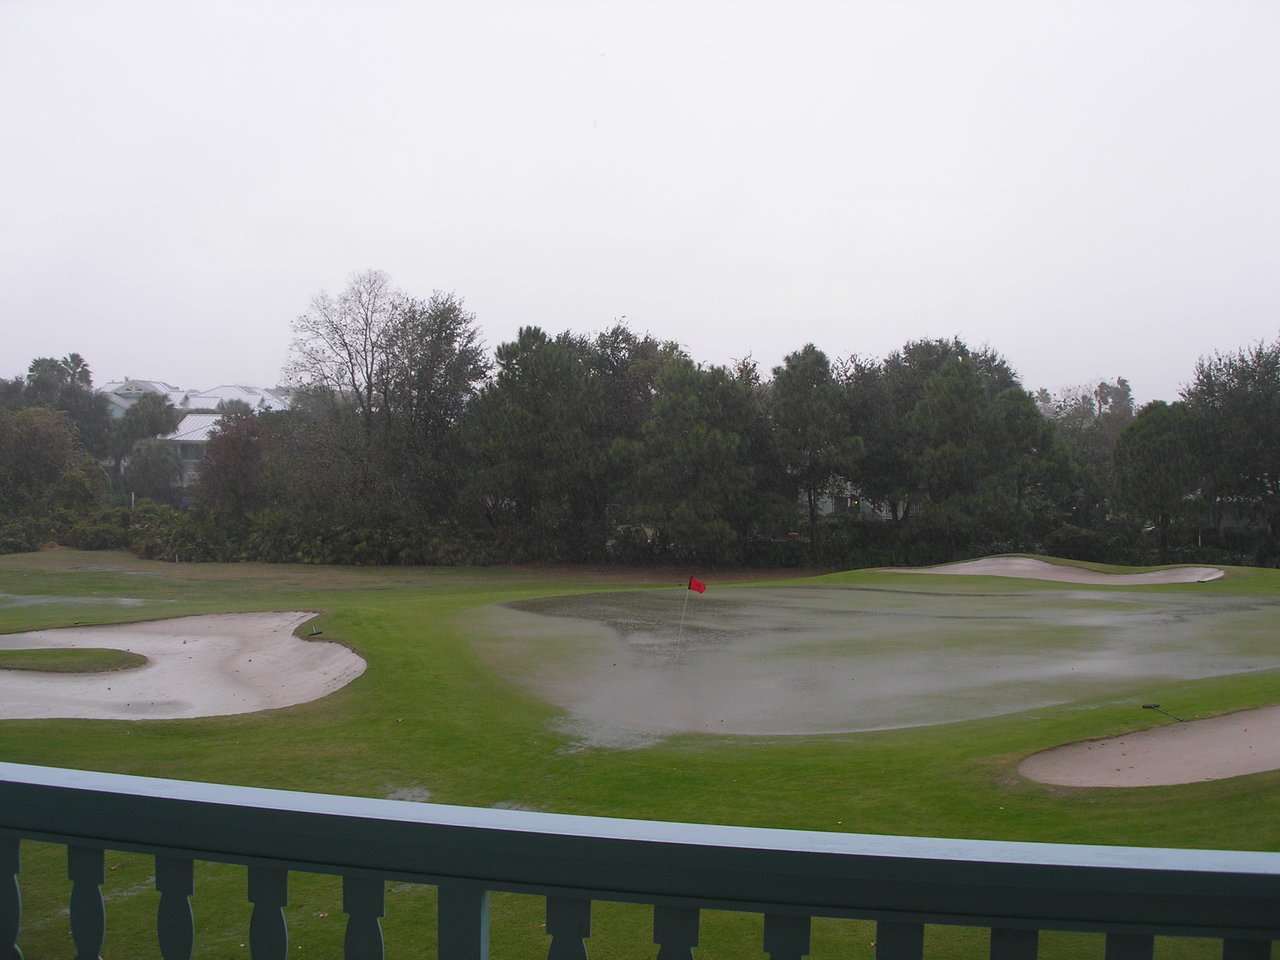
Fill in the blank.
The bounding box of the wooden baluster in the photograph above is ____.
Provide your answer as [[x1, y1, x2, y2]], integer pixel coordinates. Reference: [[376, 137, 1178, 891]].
[[0, 837, 21, 960], [1104, 933, 1153, 960], [342, 876, 384, 960], [763, 913, 810, 960], [989, 927, 1038, 960], [247, 867, 288, 960], [653, 905, 699, 960], [546, 896, 591, 960], [155, 857, 194, 960], [1222, 941, 1272, 960], [67, 846, 105, 960], [874, 921, 923, 960], [437, 882, 489, 960]]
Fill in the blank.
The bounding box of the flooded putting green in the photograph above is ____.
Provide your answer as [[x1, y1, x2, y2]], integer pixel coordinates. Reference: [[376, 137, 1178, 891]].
[[467, 585, 1280, 746]]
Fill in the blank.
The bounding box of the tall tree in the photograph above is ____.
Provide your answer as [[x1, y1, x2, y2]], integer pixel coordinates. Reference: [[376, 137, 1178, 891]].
[[286, 269, 398, 446], [844, 337, 1018, 522], [460, 327, 608, 560], [109, 392, 181, 481], [1114, 401, 1200, 558], [771, 344, 862, 564], [1182, 338, 1280, 540], [989, 385, 1073, 537], [287, 270, 488, 512], [907, 357, 996, 529], [1042, 378, 1134, 526], [0, 407, 106, 519], [375, 290, 489, 512], [19, 354, 111, 456], [121, 439, 185, 507], [623, 359, 785, 564], [194, 412, 273, 523]]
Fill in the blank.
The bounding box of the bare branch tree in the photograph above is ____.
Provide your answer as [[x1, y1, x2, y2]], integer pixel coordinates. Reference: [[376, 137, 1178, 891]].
[[286, 268, 399, 437]]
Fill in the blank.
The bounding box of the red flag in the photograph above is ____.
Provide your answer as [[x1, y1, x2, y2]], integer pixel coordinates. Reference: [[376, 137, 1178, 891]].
[[688, 576, 706, 593]]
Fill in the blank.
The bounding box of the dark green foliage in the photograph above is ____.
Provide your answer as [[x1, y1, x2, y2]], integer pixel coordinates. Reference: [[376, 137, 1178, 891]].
[[10, 323, 1280, 571], [621, 359, 792, 565], [1043, 524, 1115, 562], [1114, 401, 1200, 560], [458, 325, 683, 562], [0, 406, 107, 528], [1182, 337, 1280, 554], [1040, 379, 1135, 526], [193, 412, 272, 522], [771, 345, 863, 564], [121, 439, 185, 507], [20, 354, 111, 456], [66, 509, 131, 551]]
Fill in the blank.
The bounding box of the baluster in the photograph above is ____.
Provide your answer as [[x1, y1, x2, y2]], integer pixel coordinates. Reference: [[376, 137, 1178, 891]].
[[546, 896, 591, 960], [247, 867, 288, 960], [1, 837, 21, 960], [1222, 941, 1272, 960], [990, 927, 1038, 960], [155, 857, 194, 960], [68, 846, 105, 960], [1104, 933, 1153, 960], [763, 913, 810, 960], [653, 905, 699, 960], [874, 920, 923, 960], [437, 882, 489, 960], [342, 876, 384, 960]]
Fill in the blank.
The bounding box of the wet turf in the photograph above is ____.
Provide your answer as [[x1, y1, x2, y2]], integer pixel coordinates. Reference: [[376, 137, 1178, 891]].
[[469, 584, 1280, 743]]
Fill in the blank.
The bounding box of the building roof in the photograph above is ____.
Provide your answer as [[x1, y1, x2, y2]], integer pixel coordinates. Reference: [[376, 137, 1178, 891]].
[[100, 379, 183, 396], [98, 380, 291, 417], [176, 385, 291, 411], [163, 414, 222, 444]]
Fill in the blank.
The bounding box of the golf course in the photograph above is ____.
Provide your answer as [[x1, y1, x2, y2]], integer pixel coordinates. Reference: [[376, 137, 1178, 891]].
[[3, 548, 1279, 959]]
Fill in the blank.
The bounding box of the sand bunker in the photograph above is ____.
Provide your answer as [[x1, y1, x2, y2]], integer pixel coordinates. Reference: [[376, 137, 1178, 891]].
[[888, 556, 1225, 585], [0, 612, 365, 720], [1020, 706, 1280, 787]]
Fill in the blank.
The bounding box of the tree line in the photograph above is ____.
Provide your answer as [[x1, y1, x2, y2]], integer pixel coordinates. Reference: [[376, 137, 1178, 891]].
[[3, 270, 1278, 569]]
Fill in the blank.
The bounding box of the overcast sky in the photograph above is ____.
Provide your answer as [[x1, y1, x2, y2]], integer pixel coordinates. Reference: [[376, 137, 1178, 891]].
[[3, 1, 1277, 405]]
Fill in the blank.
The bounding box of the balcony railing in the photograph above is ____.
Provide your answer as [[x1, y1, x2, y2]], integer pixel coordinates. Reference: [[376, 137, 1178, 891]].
[[2, 760, 1279, 959]]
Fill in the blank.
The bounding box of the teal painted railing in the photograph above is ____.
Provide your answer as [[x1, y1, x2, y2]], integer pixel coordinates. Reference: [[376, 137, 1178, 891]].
[[2, 760, 1279, 959]]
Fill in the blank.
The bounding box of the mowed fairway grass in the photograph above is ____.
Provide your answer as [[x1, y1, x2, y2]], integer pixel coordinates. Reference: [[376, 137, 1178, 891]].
[[3, 549, 1280, 959]]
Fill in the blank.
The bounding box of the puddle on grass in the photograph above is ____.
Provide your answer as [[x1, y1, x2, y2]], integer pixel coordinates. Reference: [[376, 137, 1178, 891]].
[[0, 593, 148, 608], [466, 586, 1280, 746]]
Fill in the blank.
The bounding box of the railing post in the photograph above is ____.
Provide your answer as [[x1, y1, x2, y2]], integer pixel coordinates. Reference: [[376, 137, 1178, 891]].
[[546, 896, 591, 960], [990, 927, 1038, 960], [342, 876, 385, 960], [247, 866, 289, 960], [438, 882, 489, 960], [653, 905, 699, 960], [763, 913, 810, 960], [0, 837, 20, 960], [68, 845, 105, 960], [155, 856, 194, 960], [875, 920, 924, 960]]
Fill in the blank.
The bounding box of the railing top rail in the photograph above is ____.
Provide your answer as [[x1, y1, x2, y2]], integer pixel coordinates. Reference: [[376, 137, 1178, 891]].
[[3, 761, 1279, 937]]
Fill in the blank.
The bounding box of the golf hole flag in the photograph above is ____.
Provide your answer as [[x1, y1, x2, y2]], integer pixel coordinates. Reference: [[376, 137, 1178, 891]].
[[688, 576, 707, 593]]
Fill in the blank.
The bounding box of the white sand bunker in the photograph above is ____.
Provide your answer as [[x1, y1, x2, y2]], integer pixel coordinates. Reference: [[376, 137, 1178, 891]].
[[1020, 706, 1280, 787], [890, 556, 1225, 584], [0, 612, 365, 720]]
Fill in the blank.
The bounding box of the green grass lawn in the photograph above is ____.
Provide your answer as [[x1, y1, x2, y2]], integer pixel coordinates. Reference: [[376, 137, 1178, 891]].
[[3, 549, 1279, 959], [0, 647, 147, 672]]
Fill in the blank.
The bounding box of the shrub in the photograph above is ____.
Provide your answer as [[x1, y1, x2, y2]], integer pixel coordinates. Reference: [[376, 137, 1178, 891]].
[[1043, 524, 1114, 562]]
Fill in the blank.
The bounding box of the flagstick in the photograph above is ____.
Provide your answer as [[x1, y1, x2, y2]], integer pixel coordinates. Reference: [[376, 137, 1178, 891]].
[[678, 586, 691, 639]]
